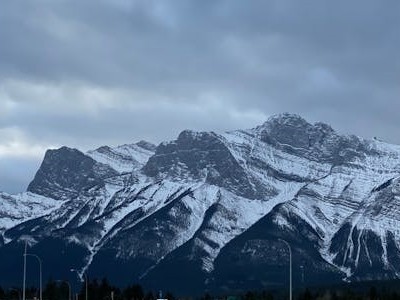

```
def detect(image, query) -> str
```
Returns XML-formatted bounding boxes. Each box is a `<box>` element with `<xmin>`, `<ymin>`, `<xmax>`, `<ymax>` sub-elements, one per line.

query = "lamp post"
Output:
<box><xmin>300</xmin><ymin>264</ymin><xmax>305</xmax><ymax>285</ymax></box>
<box><xmin>56</xmin><ymin>280</ymin><xmax>72</xmax><ymax>300</ymax></box>
<box><xmin>25</xmin><ymin>254</ymin><xmax>42</xmax><ymax>300</ymax></box>
<box><xmin>279</xmin><ymin>239</ymin><xmax>292</xmax><ymax>300</ymax></box>
<box><xmin>22</xmin><ymin>242</ymin><xmax>27</xmax><ymax>300</ymax></box>
<box><xmin>71</xmin><ymin>269</ymin><xmax>88</xmax><ymax>300</ymax></box>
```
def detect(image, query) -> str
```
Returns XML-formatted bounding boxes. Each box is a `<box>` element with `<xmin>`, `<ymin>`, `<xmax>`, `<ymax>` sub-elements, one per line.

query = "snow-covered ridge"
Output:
<box><xmin>0</xmin><ymin>192</ymin><xmax>62</xmax><ymax>232</ymax></box>
<box><xmin>87</xmin><ymin>141</ymin><xmax>156</xmax><ymax>173</ymax></box>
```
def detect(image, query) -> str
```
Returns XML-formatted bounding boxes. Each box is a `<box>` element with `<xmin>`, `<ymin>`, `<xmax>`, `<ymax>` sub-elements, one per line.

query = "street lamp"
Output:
<box><xmin>56</xmin><ymin>280</ymin><xmax>72</xmax><ymax>300</ymax></box>
<box><xmin>70</xmin><ymin>269</ymin><xmax>88</xmax><ymax>300</ymax></box>
<box><xmin>25</xmin><ymin>254</ymin><xmax>42</xmax><ymax>300</ymax></box>
<box><xmin>278</xmin><ymin>239</ymin><xmax>292</xmax><ymax>300</ymax></box>
<box><xmin>22</xmin><ymin>242</ymin><xmax>27</xmax><ymax>300</ymax></box>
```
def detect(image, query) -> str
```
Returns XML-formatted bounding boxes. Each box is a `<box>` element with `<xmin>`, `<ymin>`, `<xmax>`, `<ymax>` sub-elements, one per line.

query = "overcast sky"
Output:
<box><xmin>1</xmin><ymin>0</ymin><xmax>399</xmax><ymax>194</ymax></box>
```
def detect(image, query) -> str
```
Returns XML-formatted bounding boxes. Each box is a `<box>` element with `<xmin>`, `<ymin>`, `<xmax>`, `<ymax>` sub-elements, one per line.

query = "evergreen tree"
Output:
<box><xmin>44</xmin><ymin>280</ymin><xmax>57</xmax><ymax>300</ymax></box>
<box><xmin>57</xmin><ymin>281</ymin><xmax>71</xmax><ymax>300</ymax></box>
<box><xmin>298</xmin><ymin>288</ymin><xmax>312</xmax><ymax>300</ymax></box>
<box><xmin>98</xmin><ymin>278</ymin><xmax>113</xmax><ymax>300</ymax></box>
<box><xmin>389</xmin><ymin>291</ymin><xmax>400</xmax><ymax>300</ymax></box>
<box><xmin>144</xmin><ymin>291</ymin><xmax>154</xmax><ymax>300</ymax></box>
<box><xmin>368</xmin><ymin>286</ymin><xmax>377</xmax><ymax>300</ymax></box>
<box><xmin>124</xmin><ymin>284</ymin><xmax>144</xmax><ymax>300</ymax></box>
<box><xmin>164</xmin><ymin>292</ymin><xmax>175</xmax><ymax>300</ymax></box>
<box><xmin>201</xmin><ymin>292</ymin><xmax>212</xmax><ymax>300</ymax></box>
<box><xmin>26</xmin><ymin>286</ymin><xmax>38</xmax><ymax>300</ymax></box>
<box><xmin>260</xmin><ymin>290</ymin><xmax>273</xmax><ymax>300</ymax></box>
<box><xmin>0</xmin><ymin>286</ymin><xmax>5</xmax><ymax>299</ymax></box>
<box><xmin>244</xmin><ymin>291</ymin><xmax>257</xmax><ymax>300</ymax></box>
<box><xmin>8</xmin><ymin>287</ymin><xmax>22</xmax><ymax>300</ymax></box>
<box><xmin>89</xmin><ymin>278</ymin><xmax>100</xmax><ymax>300</ymax></box>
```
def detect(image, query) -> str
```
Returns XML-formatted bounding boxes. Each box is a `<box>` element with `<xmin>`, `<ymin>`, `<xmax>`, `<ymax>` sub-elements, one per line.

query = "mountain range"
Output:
<box><xmin>1</xmin><ymin>113</ymin><xmax>400</xmax><ymax>295</ymax></box>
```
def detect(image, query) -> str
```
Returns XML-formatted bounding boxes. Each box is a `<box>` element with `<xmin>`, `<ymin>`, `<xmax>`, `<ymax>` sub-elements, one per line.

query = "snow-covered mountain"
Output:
<box><xmin>1</xmin><ymin>113</ymin><xmax>400</xmax><ymax>294</ymax></box>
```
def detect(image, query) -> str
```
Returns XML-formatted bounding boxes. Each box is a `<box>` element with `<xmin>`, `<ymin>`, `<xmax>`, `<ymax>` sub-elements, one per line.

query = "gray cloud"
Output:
<box><xmin>0</xmin><ymin>0</ymin><xmax>399</xmax><ymax>193</ymax></box>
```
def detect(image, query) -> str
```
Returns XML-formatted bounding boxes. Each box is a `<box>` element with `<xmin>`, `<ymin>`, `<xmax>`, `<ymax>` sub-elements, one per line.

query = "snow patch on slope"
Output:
<box><xmin>197</xmin><ymin>181</ymin><xmax>304</xmax><ymax>272</ymax></box>
<box><xmin>0</xmin><ymin>192</ymin><xmax>62</xmax><ymax>233</ymax></box>
<box><xmin>88</xmin><ymin>142</ymin><xmax>155</xmax><ymax>173</ymax></box>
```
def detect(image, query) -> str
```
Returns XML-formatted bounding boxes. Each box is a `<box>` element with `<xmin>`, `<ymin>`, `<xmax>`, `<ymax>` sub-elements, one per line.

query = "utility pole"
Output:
<box><xmin>25</xmin><ymin>254</ymin><xmax>42</xmax><ymax>300</ymax></box>
<box><xmin>71</xmin><ymin>269</ymin><xmax>88</xmax><ymax>300</ymax></box>
<box><xmin>279</xmin><ymin>239</ymin><xmax>292</xmax><ymax>300</ymax></box>
<box><xmin>22</xmin><ymin>241</ymin><xmax>27</xmax><ymax>300</ymax></box>
<box><xmin>300</xmin><ymin>264</ymin><xmax>304</xmax><ymax>285</ymax></box>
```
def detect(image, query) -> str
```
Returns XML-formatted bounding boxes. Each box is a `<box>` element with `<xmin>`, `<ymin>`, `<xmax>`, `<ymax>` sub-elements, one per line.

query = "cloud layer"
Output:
<box><xmin>1</xmin><ymin>0</ymin><xmax>399</xmax><ymax>193</ymax></box>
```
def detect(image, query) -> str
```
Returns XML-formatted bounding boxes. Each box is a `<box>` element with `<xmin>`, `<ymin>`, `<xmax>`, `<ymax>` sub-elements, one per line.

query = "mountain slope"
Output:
<box><xmin>0</xmin><ymin>192</ymin><xmax>62</xmax><ymax>237</ymax></box>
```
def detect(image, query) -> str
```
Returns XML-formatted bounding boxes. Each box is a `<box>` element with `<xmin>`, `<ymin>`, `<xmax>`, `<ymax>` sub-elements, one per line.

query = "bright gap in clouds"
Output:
<box><xmin>0</xmin><ymin>127</ymin><xmax>55</xmax><ymax>193</ymax></box>
<box><xmin>0</xmin><ymin>127</ymin><xmax>53</xmax><ymax>159</ymax></box>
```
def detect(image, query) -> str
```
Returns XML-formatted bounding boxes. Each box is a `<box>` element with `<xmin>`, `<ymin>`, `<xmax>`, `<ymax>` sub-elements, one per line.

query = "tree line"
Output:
<box><xmin>3</xmin><ymin>279</ymin><xmax>400</xmax><ymax>300</ymax></box>
<box><xmin>0</xmin><ymin>278</ymin><xmax>174</xmax><ymax>300</ymax></box>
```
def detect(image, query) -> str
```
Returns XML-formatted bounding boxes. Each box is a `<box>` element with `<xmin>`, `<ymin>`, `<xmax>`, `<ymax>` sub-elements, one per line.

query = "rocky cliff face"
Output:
<box><xmin>27</xmin><ymin>146</ymin><xmax>118</xmax><ymax>200</ymax></box>
<box><xmin>1</xmin><ymin>114</ymin><xmax>400</xmax><ymax>294</ymax></box>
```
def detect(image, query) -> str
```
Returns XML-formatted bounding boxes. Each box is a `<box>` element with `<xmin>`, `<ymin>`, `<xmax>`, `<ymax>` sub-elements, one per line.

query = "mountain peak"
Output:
<box><xmin>259</xmin><ymin>113</ymin><xmax>334</xmax><ymax>150</ymax></box>
<box><xmin>266</xmin><ymin>112</ymin><xmax>309</xmax><ymax>125</ymax></box>
<box><xmin>256</xmin><ymin>113</ymin><xmax>374</xmax><ymax>164</ymax></box>
<box><xmin>27</xmin><ymin>146</ymin><xmax>117</xmax><ymax>199</ymax></box>
<box><xmin>135</xmin><ymin>140</ymin><xmax>156</xmax><ymax>152</ymax></box>
<box><xmin>177</xmin><ymin>130</ymin><xmax>218</xmax><ymax>142</ymax></box>
<box><xmin>262</xmin><ymin>113</ymin><xmax>334</xmax><ymax>134</ymax></box>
